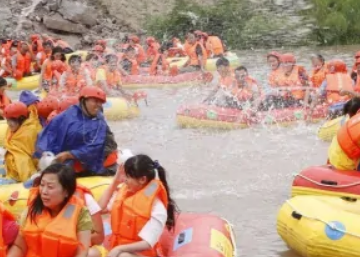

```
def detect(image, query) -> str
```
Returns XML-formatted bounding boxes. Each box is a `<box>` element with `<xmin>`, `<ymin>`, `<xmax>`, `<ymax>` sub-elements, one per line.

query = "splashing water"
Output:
<box><xmin>14</xmin><ymin>0</ymin><xmax>44</xmax><ymax>35</ymax></box>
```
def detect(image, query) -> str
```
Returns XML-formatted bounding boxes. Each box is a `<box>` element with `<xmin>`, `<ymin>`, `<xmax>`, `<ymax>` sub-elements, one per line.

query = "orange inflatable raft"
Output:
<box><xmin>102</xmin><ymin>213</ymin><xmax>237</xmax><ymax>257</ymax></box>
<box><xmin>176</xmin><ymin>103</ymin><xmax>329</xmax><ymax>129</ymax></box>
<box><xmin>292</xmin><ymin>165</ymin><xmax>360</xmax><ymax>200</ymax></box>
<box><xmin>122</xmin><ymin>72</ymin><xmax>204</xmax><ymax>89</ymax></box>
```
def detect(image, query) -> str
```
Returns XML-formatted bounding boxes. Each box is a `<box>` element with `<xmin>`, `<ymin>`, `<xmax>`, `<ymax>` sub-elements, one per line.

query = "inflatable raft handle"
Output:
<box><xmin>291</xmin><ymin>211</ymin><xmax>302</xmax><ymax>220</ymax></box>
<box><xmin>177</xmin><ymin>232</ymin><xmax>185</xmax><ymax>244</ymax></box>
<box><xmin>320</xmin><ymin>180</ymin><xmax>338</xmax><ymax>186</ymax></box>
<box><xmin>341</xmin><ymin>196</ymin><xmax>357</xmax><ymax>202</ymax></box>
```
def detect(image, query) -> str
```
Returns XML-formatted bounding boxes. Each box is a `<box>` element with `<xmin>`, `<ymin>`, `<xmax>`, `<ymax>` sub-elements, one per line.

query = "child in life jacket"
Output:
<box><xmin>328</xmin><ymin>97</ymin><xmax>360</xmax><ymax>171</ymax></box>
<box><xmin>0</xmin><ymin>201</ymin><xmax>19</xmax><ymax>256</ymax></box>
<box><xmin>99</xmin><ymin>154</ymin><xmax>178</xmax><ymax>257</ymax></box>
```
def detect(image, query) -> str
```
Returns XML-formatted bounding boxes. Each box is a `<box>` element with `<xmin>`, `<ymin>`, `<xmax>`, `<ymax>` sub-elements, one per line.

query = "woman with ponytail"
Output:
<box><xmin>98</xmin><ymin>154</ymin><xmax>178</xmax><ymax>257</ymax></box>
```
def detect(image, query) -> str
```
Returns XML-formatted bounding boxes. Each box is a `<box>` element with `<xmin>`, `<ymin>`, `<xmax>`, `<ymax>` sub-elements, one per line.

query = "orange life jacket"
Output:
<box><xmin>205</xmin><ymin>36</ymin><xmax>224</xmax><ymax>56</ymax></box>
<box><xmin>32</xmin><ymin>40</ymin><xmax>44</xmax><ymax>56</ymax></box>
<box><xmin>122</xmin><ymin>57</ymin><xmax>139</xmax><ymax>75</ymax></box>
<box><xmin>186</xmin><ymin>42</ymin><xmax>207</xmax><ymax>67</ymax></box>
<box><xmin>13</xmin><ymin>52</ymin><xmax>26</xmax><ymax>80</ymax></box>
<box><xmin>134</xmin><ymin>44</ymin><xmax>146</xmax><ymax>64</ymax></box>
<box><xmin>183</xmin><ymin>40</ymin><xmax>191</xmax><ymax>55</ymax></box>
<box><xmin>149</xmin><ymin>54</ymin><xmax>169</xmax><ymax>76</ymax></box>
<box><xmin>98</xmin><ymin>65</ymin><xmax>122</xmax><ymax>89</ymax></box>
<box><xmin>325</xmin><ymin>73</ymin><xmax>353</xmax><ymax>104</ymax></box>
<box><xmin>233</xmin><ymin>76</ymin><xmax>260</xmax><ymax>102</ymax></box>
<box><xmin>0</xmin><ymin>93</ymin><xmax>11</xmax><ymax>111</ymax></box>
<box><xmin>273</xmin><ymin>65</ymin><xmax>306</xmax><ymax>100</ymax></box>
<box><xmin>23</xmin><ymin>196</ymin><xmax>83</xmax><ymax>257</ymax></box>
<box><xmin>337</xmin><ymin>113</ymin><xmax>360</xmax><ymax>159</ymax></box>
<box><xmin>24</xmin><ymin>52</ymin><xmax>32</xmax><ymax>74</ymax></box>
<box><xmin>146</xmin><ymin>43</ymin><xmax>160</xmax><ymax>60</ymax></box>
<box><xmin>42</xmin><ymin>59</ymin><xmax>53</xmax><ymax>82</ymax></box>
<box><xmin>34</xmin><ymin>51</ymin><xmax>49</xmax><ymax>72</ymax></box>
<box><xmin>0</xmin><ymin>202</ymin><xmax>16</xmax><ymax>257</ymax></box>
<box><xmin>268</xmin><ymin>68</ymin><xmax>281</xmax><ymax>87</ymax></box>
<box><xmin>110</xmin><ymin>179</ymin><xmax>169</xmax><ymax>257</ymax></box>
<box><xmin>219</xmin><ymin>73</ymin><xmax>235</xmax><ymax>89</ymax></box>
<box><xmin>63</xmin><ymin>68</ymin><xmax>87</xmax><ymax>94</ymax></box>
<box><xmin>310</xmin><ymin>65</ymin><xmax>327</xmax><ymax>88</ymax></box>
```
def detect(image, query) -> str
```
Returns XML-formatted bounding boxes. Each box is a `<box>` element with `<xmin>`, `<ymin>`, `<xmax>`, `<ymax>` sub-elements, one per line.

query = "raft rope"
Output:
<box><xmin>294</xmin><ymin>173</ymin><xmax>360</xmax><ymax>188</ymax></box>
<box><xmin>285</xmin><ymin>200</ymin><xmax>360</xmax><ymax>239</ymax></box>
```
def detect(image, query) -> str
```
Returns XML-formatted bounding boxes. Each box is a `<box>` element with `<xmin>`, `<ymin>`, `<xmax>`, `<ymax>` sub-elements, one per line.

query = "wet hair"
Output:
<box><xmin>0</xmin><ymin>77</ymin><xmax>7</xmax><ymax>88</ymax></box>
<box><xmin>311</xmin><ymin>54</ymin><xmax>325</xmax><ymax>64</ymax></box>
<box><xmin>85</xmin><ymin>53</ymin><xmax>99</xmax><ymax>62</ymax></box>
<box><xmin>10</xmin><ymin>41</ymin><xmax>19</xmax><ymax>48</ymax></box>
<box><xmin>343</xmin><ymin>97</ymin><xmax>360</xmax><ymax>117</ymax></box>
<box><xmin>105</xmin><ymin>54</ymin><xmax>118</xmax><ymax>63</ymax></box>
<box><xmin>124</xmin><ymin>155</ymin><xmax>178</xmax><ymax>230</ymax></box>
<box><xmin>51</xmin><ymin>47</ymin><xmax>66</xmax><ymax>61</ymax></box>
<box><xmin>216</xmin><ymin>57</ymin><xmax>230</xmax><ymax>68</ymax></box>
<box><xmin>28</xmin><ymin>164</ymin><xmax>77</xmax><ymax>224</ymax></box>
<box><xmin>68</xmin><ymin>55</ymin><xmax>82</xmax><ymax>64</ymax></box>
<box><xmin>235</xmin><ymin>66</ymin><xmax>248</xmax><ymax>73</ymax></box>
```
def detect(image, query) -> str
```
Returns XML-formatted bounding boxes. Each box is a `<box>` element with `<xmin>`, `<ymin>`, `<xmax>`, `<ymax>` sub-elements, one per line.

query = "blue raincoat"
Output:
<box><xmin>35</xmin><ymin>105</ymin><xmax>107</xmax><ymax>173</ymax></box>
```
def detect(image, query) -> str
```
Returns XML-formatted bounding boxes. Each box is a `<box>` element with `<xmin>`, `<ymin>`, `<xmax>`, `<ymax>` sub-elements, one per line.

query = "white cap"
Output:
<box><xmin>117</xmin><ymin>149</ymin><xmax>134</xmax><ymax>164</ymax></box>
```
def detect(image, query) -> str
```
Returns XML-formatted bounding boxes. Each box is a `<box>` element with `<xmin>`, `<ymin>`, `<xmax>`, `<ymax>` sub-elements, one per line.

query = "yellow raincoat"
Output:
<box><xmin>28</xmin><ymin>104</ymin><xmax>42</xmax><ymax>133</ymax></box>
<box><xmin>4</xmin><ymin>118</ymin><xmax>39</xmax><ymax>182</ymax></box>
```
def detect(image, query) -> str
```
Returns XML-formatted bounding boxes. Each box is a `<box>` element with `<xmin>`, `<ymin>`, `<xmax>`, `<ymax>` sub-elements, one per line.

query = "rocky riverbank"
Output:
<box><xmin>0</xmin><ymin>0</ymin><xmax>317</xmax><ymax>48</ymax></box>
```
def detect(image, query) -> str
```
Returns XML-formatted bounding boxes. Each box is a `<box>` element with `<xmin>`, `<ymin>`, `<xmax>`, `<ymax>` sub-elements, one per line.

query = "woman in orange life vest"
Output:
<box><xmin>327</xmin><ymin>97</ymin><xmax>360</xmax><ymax>171</ymax></box>
<box><xmin>0</xmin><ymin>201</ymin><xmax>19</xmax><ymax>257</ymax></box>
<box><xmin>33</xmin><ymin>40</ymin><xmax>53</xmax><ymax>73</ymax></box>
<box><xmin>129</xmin><ymin>35</ymin><xmax>146</xmax><ymax>65</ymax></box>
<box><xmin>98</xmin><ymin>154</ymin><xmax>178</xmax><ymax>257</ymax></box>
<box><xmin>0</xmin><ymin>77</ymin><xmax>11</xmax><ymax>119</ymax></box>
<box><xmin>59</xmin><ymin>55</ymin><xmax>93</xmax><ymax>95</ymax></box>
<box><xmin>120</xmin><ymin>46</ymin><xmax>140</xmax><ymax>75</ymax></box>
<box><xmin>7</xmin><ymin>41</ymin><xmax>32</xmax><ymax>80</ymax></box>
<box><xmin>205</xmin><ymin>32</ymin><xmax>225</xmax><ymax>58</ymax></box>
<box><xmin>310</xmin><ymin>54</ymin><xmax>327</xmax><ymax>88</ymax></box>
<box><xmin>145</xmin><ymin>37</ymin><xmax>160</xmax><ymax>63</ymax></box>
<box><xmin>36</xmin><ymin>86</ymin><xmax>118</xmax><ymax>177</ymax></box>
<box><xmin>7</xmin><ymin>164</ymin><xmax>92</xmax><ymax>257</ymax></box>
<box><xmin>96</xmin><ymin>54</ymin><xmax>133</xmax><ymax>99</ymax></box>
<box><xmin>180</xmin><ymin>30</ymin><xmax>207</xmax><ymax>74</ymax></box>
<box><xmin>1</xmin><ymin>102</ymin><xmax>39</xmax><ymax>185</ymax></box>
<box><xmin>266</xmin><ymin>51</ymin><xmax>281</xmax><ymax>89</ymax></box>
<box><xmin>39</xmin><ymin>46</ymin><xmax>66</xmax><ymax>91</ymax></box>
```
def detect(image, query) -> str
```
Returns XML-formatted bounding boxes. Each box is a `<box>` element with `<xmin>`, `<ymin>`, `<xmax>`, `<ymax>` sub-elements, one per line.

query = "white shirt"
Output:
<box><xmin>84</xmin><ymin>193</ymin><xmax>101</xmax><ymax>215</ymax></box>
<box><xmin>108</xmin><ymin>193</ymin><xmax>167</xmax><ymax>247</ymax></box>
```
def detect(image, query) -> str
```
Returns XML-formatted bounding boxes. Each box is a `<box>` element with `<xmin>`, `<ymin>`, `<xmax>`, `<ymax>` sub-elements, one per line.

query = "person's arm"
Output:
<box><xmin>74</xmin><ymin>230</ymin><xmax>91</xmax><ymax>257</ymax></box>
<box><xmin>7</xmin><ymin>234</ymin><xmax>27</xmax><ymax>257</ymax></box>
<box><xmin>84</xmin><ymin>194</ymin><xmax>104</xmax><ymax>245</ymax></box>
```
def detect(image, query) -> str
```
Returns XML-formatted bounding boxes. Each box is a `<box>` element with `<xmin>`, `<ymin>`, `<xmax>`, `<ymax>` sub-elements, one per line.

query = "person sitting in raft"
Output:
<box><xmin>19</xmin><ymin>90</ymin><xmax>42</xmax><ymax>133</ymax></box>
<box><xmin>96</xmin><ymin>54</ymin><xmax>133</xmax><ymax>99</ymax></box>
<box><xmin>120</xmin><ymin>46</ymin><xmax>140</xmax><ymax>75</ymax></box>
<box><xmin>83</xmin><ymin>53</ymin><xmax>101</xmax><ymax>81</ymax></box>
<box><xmin>149</xmin><ymin>42</ymin><xmax>179</xmax><ymax>76</ymax></box>
<box><xmin>129</xmin><ymin>35</ymin><xmax>147</xmax><ymax>65</ymax></box>
<box><xmin>327</xmin><ymin>97</ymin><xmax>360</xmax><ymax>171</ymax></box>
<box><xmin>45</xmin><ymin>96</ymin><xmax>79</xmax><ymax>125</ymax></box>
<box><xmin>8</xmin><ymin>41</ymin><xmax>32</xmax><ymax>80</ymax></box>
<box><xmin>266</xmin><ymin>51</ymin><xmax>281</xmax><ymax>89</ymax></box>
<box><xmin>205</xmin><ymin>32</ymin><xmax>225</xmax><ymax>58</ymax></box>
<box><xmin>7</xmin><ymin>164</ymin><xmax>92</xmax><ymax>257</ymax></box>
<box><xmin>33</xmin><ymin>40</ymin><xmax>53</xmax><ymax>73</ymax></box>
<box><xmin>0</xmin><ymin>201</ymin><xmax>19</xmax><ymax>256</ymax></box>
<box><xmin>167</xmin><ymin>37</ymin><xmax>185</xmax><ymax>57</ymax></box>
<box><xmin>1</xmin><ymin>102</ymin><xmax>39</xmax><ymax>185</ymax></box>
<box><xmin>39</xmin><ymin>46</ymin><xmax>66</xmax><ymax>92</ymax></box>
<box><xmin>36</xmin><ymin>96</ymin><xmax>59</xmax><ymax>126</ymax></box>
<box><xmin>145</xmin><ymin>37</ymin><xmax>160</xmax><ymax>63</ymax></box>
<box><xmin>27</xmin><ymin>154</ymin><xmax>106</xmax><ymax>257</ymax></box>
<box><xmin>310</xmin><ymin>54</ymin><xmax>327</xmax><ymax>88</ymax></box>
<box><xmin>180</xmin><ymin>30</ymin><xmax>207</xmax><ymax>74</ymax></box>
<box><xmin>98</xmin><ymin>154</ymin><xmax>178</xmax><ymax>257</ymax></box>
<box><xmin>59</xmin><ymin>55</ymin><xmax>93</xmax><ymax>96</ymax></box>
<box><xmin>0</xmin><ymin>77</ymin><xmax>11</xmax><ymax>118</ymax></box>
<box><xmin>35</xmin><ymin>86</ymin><xmax>118</xmax><ymax>176</ymax></box>
<box><xmin>91</xmin><ymin>45</ymin><xmax>105</xmax><ymax>60</ymax></box>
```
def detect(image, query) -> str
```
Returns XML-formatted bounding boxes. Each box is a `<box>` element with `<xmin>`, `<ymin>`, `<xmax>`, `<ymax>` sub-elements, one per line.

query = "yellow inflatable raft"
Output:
<box><xmin>0</xmin><ymin>120</ymin><xmax>7</xmax><ymax>146</ymax></box>
<box><xmin>277</xmin><ymin>195</ymin><xmax>360</xmax><ymax>257</ymax></box>
<box><xmin>167</xmin><ymin>52</ymin><xmax>240</xmax><ymax>71</ymax></box>
<box><xmin>65</xmin><ymin>50</ymin><xmax>88</xmax><ymax>62</ymax></box>
<box><xmin>0</xmin><ymin>176</ymin><xmax>112</xmax><ymax>218</ymax></box>
<box><xmin>317</xmin><ymin>115</ymin><xmax>347</xmax><ymax>142</ymax></box>
<box><xmin>6</xmin><ymin>75</ymin><xmax>40</xmax><ymax>91</ymax></box>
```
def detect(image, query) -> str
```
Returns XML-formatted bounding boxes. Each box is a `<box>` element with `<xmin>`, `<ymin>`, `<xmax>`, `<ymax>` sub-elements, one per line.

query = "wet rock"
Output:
<box><xmin>44</xmin><ymin>15</ymin><xmax>86</xmax><ymax>34</ymax></box>
<box><xmin>0</xmin><ymin>8</ymin><xmax>12</xmax><ymax>33</ymax></box>
<box><xmin>48</xmin><ymin>1</ymin><xmax>59</xmax><ymax>11</ymax></box>
<box><xmin>21</xmin><ymin>19</ymin><xmax>33</xmax><ymax>30</ymax></box>
<box><xmin>59</xmin><ymin>0</ymin><xmax>97</xmax><ymax>27</ymax></box>
<box><xmin>41</xmin><ymin>0</ymin><xmax>48</xmax><ymax>5</ymax></box>
<box><xmin>18</xmin><ymin>0</ymin><xmax>27</xmax><ymax>4</ymax></box>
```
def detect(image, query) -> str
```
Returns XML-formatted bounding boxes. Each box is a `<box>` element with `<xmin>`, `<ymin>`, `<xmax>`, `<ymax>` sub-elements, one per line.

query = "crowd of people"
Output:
<box><xmin>1</xmin><ymin>29</ymin><xmax>360</xmax><ymax>256</ymax></box>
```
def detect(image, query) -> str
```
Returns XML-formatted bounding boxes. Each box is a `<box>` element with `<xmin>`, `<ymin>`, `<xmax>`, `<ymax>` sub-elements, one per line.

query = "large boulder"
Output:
<box><xmin>0</xmin><ymin>8</ymin><xmax>12</xmax><ymax>34</ymax></box>
<box><xmin>43</xmin><ymin>14</ymin><xmax>86</xmax><ymax>34</ymax></box>
<box><xmin>58</xmin><ymin>0</ymin><xmax>97</xmax><ymax>27</ymax></box>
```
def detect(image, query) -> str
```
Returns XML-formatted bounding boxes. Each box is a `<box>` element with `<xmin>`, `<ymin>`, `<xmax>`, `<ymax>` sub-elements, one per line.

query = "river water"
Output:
<box><xmin>109</xmin><ymin>45</ymin><xmax>359</xmax><ymax>257</ymax></box>
<box><xmin>8</xmin><ymin>45</ymin><xmax>359</xmax><ymax>256</ymax></box>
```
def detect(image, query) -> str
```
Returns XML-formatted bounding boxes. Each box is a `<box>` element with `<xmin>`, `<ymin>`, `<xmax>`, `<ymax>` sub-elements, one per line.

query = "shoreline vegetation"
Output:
<box><xmin>145</xmin><ymin>0</ymin><xmax>360</xmax><ymax>50</ymax></box>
